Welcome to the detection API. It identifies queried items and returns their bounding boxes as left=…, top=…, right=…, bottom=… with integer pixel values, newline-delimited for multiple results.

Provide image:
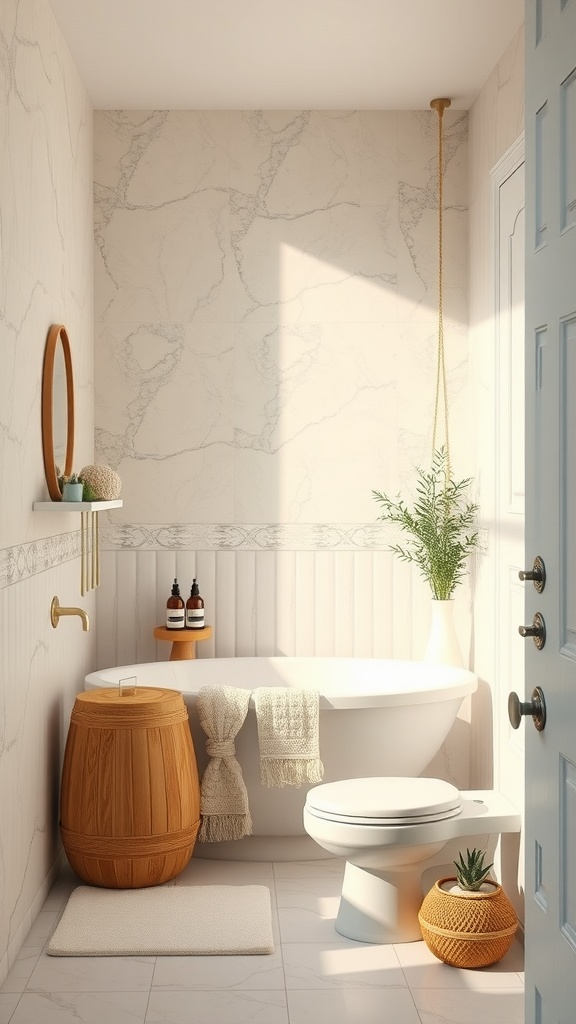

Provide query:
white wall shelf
left=33, top=500, right=123, bottom=512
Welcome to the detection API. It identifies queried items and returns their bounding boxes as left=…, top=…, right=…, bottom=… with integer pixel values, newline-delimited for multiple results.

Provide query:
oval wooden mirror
left=41, top=324, right=75, bottom=500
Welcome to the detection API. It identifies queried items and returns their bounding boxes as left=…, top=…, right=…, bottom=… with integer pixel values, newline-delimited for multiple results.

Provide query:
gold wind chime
left=430, top=97, right=452, bottom=476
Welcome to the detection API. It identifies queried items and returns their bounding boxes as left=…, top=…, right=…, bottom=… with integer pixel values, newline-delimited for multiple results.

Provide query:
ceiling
left=46, top=0, right=524, bottom=111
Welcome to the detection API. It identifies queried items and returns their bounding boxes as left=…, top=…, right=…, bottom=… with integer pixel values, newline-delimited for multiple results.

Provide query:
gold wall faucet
left=50, top=596, right=90, bottom=631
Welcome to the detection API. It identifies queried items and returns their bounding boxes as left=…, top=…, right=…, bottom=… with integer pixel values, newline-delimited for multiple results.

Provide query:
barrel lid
left=76, top=686, right=182, bottom=706
left=72, top=687, right=188, bottom=725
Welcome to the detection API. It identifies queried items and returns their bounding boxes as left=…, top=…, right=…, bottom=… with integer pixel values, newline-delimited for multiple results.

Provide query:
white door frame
left=471, top=135, right=526, bottom=823
left=481, top=136, right=526, bottom=920
left=490, top=134, right=525, bottom=789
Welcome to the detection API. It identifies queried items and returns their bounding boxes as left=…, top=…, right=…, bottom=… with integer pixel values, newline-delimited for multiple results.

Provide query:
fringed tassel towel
left=196, top=686, right=252, bottom=842
left=253, top=687, right=324, bottom=788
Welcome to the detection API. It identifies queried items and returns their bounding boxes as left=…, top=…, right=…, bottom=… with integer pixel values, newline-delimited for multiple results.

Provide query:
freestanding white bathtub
left=85, top=657, right=477, bottom=860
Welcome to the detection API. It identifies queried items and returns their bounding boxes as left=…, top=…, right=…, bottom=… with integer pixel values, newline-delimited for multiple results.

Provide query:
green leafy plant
left=372, top=446, right=479, bottom=600
left=453, top=848, right=494, bottom=891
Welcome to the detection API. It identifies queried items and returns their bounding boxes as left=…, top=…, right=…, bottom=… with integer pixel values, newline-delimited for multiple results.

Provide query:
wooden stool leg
left=169, top=640, right=196, bottom=661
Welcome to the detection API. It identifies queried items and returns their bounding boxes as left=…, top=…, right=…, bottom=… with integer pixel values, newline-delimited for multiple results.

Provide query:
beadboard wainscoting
left=97, top=545, right=424, bottom=666
left=95, top=536, right=475, bottom=790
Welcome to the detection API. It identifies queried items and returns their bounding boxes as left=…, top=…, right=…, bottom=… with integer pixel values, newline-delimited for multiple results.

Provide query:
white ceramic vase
left=424, top=599, right=464, bottom=668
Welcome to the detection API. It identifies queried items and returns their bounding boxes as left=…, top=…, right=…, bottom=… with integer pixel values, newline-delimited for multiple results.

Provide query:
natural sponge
left=79, top=464, right=122, bottom=501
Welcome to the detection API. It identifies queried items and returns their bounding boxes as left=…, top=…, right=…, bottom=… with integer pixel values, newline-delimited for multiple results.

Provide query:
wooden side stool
left=153, top=625, right=212, bottom=661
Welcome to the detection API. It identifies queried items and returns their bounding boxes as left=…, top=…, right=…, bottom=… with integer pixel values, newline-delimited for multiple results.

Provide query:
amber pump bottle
left=186, top=579, right=205, bottom=630
left=166, top=579, right=185, bottom=629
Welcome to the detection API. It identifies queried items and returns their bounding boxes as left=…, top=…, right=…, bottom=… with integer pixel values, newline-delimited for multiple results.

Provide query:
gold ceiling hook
left=430, top=98, right=452, bottom=116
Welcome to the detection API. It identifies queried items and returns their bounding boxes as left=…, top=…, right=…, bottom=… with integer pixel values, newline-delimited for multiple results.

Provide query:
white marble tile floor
left=0, top=859, right=524, bottom=1024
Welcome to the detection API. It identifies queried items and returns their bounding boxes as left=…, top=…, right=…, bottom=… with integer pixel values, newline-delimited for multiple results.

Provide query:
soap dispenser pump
left=166, top=579, right=185, bottom=630
left=186, top=579, right=205, bottom=630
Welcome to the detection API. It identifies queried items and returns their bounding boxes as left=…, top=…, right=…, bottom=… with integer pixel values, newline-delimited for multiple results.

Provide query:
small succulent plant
left=453, top=848, right=494, bottom=891
left=57, top=472, right=99, bottom=501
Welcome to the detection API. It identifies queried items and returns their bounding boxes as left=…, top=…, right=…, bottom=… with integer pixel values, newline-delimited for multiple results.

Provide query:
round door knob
left=518, top=612, right=546, bottom=649
left=508, top=686, right=546, bottom=731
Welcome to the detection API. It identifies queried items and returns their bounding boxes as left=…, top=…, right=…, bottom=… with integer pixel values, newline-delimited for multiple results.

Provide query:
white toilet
left=303, top=777, right=521, bottom=943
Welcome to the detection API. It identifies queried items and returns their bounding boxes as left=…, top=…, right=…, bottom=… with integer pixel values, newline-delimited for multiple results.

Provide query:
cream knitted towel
left=196, top=686, right=252, bottom=842
left=253, top=687, right=324, bottom=788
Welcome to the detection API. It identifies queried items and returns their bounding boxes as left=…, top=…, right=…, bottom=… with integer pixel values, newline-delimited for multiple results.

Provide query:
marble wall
left=0, top=0, right=94, bottom=983
left=94, top=109, right=473, bottom=674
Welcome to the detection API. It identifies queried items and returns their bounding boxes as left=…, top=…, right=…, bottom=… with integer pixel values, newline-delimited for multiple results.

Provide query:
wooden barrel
left=60, top=687, right=200, bottom=888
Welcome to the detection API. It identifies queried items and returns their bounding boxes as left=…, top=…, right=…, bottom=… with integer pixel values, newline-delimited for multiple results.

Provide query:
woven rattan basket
left=418, top=877, right=517, bottom=968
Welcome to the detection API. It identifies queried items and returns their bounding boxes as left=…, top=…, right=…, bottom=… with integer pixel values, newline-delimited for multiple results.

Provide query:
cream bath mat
left=47, top=884, right=274, bottom=956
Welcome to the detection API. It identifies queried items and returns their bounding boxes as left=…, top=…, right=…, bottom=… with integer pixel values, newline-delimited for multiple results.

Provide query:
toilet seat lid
left=305, top=777, right=462, bottom=825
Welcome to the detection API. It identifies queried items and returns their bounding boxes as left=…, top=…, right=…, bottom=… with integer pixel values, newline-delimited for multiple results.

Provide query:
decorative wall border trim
left=100, top=522, right=391, bottom=552
left=0, top=533, right=80, bottom=589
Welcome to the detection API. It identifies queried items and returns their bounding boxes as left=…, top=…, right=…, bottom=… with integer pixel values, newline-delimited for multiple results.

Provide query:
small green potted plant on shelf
left=418, top=847, right=517, bottom=968
left=58, top=473, right=98, bottom=502
left=60, top=473, right=83, bottom=502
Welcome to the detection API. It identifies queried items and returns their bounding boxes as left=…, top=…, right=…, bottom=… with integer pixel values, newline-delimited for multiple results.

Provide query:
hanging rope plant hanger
left=372, top=95, right=479, bottom=608
left=430, top=96, right=451, bottom=478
